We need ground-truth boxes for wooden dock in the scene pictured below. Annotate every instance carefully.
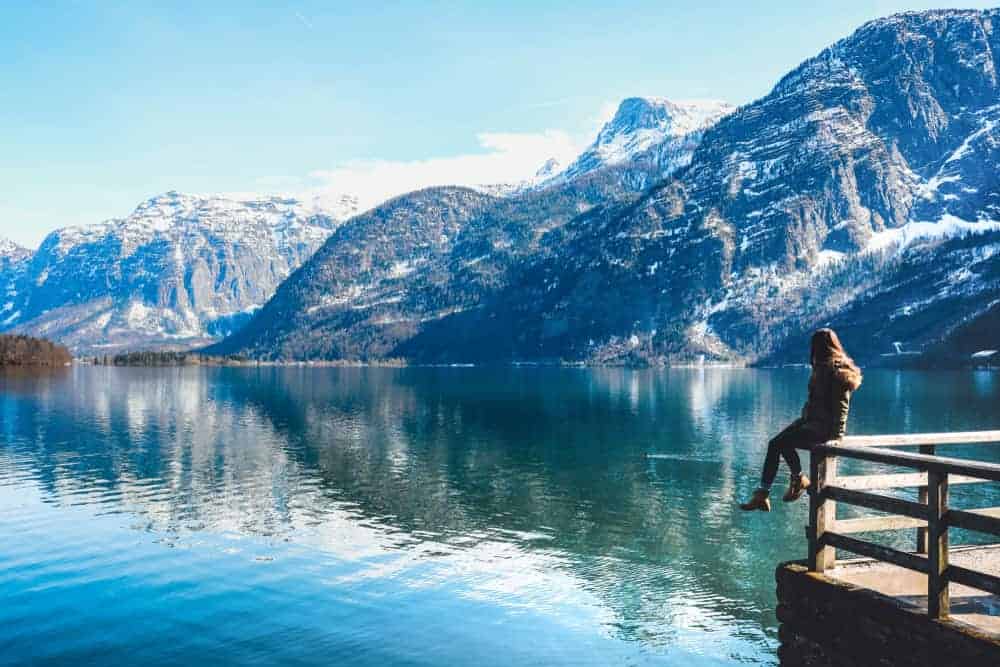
[777,431,1000,666]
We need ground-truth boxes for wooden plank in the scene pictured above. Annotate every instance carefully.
[836,472,984,490]
[824,486,928,520]
[947,507,1000,538]
[917,485,929,554]
[917,444,933,555]
[946,564,1000,597]
[808,452,837,572]
[841,431,1000,448]
[835,514,925,533]
[973,507,1000,517]
[821,531,929,574]
[927,470,949,619]
[812,443,1000,483]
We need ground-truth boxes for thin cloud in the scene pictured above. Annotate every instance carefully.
[304,129,583,211]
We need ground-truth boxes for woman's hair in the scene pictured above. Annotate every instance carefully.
[810,328,862,390]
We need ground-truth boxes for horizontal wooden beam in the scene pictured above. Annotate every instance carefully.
[947,507,1000,538]
[836,514,925,533]
[825,485,928,520]
[841,431,1000,448]
[946,564,1000,597]
[812,444,1000,483]
[821,531,929,574]
[837,472,984,490]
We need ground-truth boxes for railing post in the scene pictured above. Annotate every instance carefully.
[808,444,837,572]
[927,469,949,619]
[916,445,935,554]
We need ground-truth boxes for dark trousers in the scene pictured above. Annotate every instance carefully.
[760,419,826,489]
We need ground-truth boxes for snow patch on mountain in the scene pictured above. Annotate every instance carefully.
[867,215,1000,254]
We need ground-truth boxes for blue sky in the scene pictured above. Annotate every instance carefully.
[2,1,996,247]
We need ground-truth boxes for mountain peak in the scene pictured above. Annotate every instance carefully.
[133,190,198,213]
[531,96,733,189]
[0,238,29,259]
[597,97,734,145]
[534,157,563,179]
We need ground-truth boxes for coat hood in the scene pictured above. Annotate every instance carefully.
[831,360,863,391]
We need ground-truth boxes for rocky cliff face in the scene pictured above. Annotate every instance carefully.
[213,9,1000,364]
[1,192,356,353]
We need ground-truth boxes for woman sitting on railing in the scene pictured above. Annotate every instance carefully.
[740,328,863,512]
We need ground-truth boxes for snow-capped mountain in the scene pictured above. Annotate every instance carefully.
[210,8,1000,365]
[537,97,734,188]
[2,191,357,353]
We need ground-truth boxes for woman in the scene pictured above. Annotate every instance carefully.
[740,328,863,512]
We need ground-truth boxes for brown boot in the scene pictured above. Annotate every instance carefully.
[783,474,811,502]
[739,488,771,512]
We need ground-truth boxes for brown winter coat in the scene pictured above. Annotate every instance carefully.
[800,362,862,439]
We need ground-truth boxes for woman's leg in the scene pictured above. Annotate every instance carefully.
[760,422,806,490]
[781,438,803,479]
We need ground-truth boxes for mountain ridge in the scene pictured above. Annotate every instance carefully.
[1,92,733,356]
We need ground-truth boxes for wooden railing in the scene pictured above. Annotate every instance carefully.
[805,431,1000,619]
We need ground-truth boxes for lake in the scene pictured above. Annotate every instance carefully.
[1,366,998,665]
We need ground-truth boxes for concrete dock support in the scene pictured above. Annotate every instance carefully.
[776,561,1000,666]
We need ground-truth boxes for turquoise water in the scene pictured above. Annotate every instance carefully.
[1,366,998,665]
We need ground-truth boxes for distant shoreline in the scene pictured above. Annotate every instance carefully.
[68,356,998,371]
